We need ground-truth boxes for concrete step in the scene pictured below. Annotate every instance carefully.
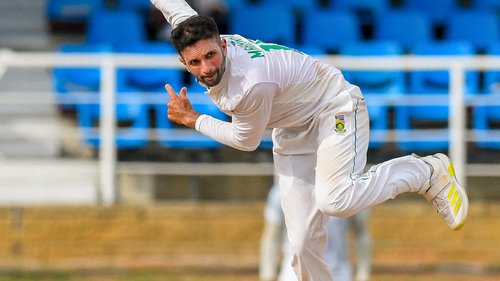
[0,159,98,205]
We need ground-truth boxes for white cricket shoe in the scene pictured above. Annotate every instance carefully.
[417,153,469,230]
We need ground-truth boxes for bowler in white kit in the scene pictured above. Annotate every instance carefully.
[150,1,469,280]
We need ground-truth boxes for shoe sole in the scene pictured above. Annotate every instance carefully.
[435,153,468,231]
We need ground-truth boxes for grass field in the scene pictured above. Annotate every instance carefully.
[0,269,499,281]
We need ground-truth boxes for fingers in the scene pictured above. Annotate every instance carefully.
[165,84,188,100]
[165,84,178,100]
[179,87,188,99]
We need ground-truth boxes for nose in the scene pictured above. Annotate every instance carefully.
[201,59,214,75]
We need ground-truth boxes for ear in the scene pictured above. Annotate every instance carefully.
[179,57,186,66]
[221,38,227,55]
[179,57,190,72]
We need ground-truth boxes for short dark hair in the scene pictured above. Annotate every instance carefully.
[170,15,220,53]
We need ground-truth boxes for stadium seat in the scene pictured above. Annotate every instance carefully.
[53,43,113,109]
[259,0,319,12]
[116,42,183,93]
[339,41,405,149]
[444,11,500,52]
[46,0,105,24]
[76,93,150,149]
[302,10,361,53]
[395,41,478,152]
[402,0,457,26]
[472,0,500,11]
[229,4,296,46]
[373,10,432,51]
[472,44,500,149]
[115,0,153,11]
[330,0,390,26]
[331,0,389,14]
[87,9,146,47]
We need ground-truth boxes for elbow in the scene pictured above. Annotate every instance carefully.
[233,137,260,152]
[236,142,259,152]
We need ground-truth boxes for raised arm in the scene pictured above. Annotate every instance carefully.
[150,0,198,28]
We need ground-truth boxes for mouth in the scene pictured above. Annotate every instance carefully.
[203,73,217,81]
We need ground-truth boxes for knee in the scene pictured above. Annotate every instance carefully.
[317,197,353,218]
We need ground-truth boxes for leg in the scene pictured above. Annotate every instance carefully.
[315,98,432,217]
[350,210,371,281]
[325,216,352,281]
[260,183,285,281]
[315,97,468,230]
[274,152,333,281]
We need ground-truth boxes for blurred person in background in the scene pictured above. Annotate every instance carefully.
[260,182,371,281]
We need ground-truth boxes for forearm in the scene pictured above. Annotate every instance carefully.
[195,115,262,151]
[150,0,198,28]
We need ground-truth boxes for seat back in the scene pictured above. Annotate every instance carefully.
[403,0,456,25]
[445,11,500,52]
[117,42,183,92]
[374,11,432,51]
[229,5,296,46]
[302,10,360,53]
[87,10,146,47]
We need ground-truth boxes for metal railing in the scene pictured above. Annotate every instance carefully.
[1,49,500,205]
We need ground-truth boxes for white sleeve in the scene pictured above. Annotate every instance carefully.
[195,82,278,151]
[150,0,198,28]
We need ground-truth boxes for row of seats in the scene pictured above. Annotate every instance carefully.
[46,0,500,53]
[53,40,500,152]
[232,6,500,53]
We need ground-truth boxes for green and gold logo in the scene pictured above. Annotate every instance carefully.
[335,113,346,133]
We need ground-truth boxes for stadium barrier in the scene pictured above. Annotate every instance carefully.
[1,49,500,205]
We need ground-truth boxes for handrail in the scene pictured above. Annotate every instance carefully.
[1,49,500,205]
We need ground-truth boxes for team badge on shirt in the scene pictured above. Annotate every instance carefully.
[335,113,346,134]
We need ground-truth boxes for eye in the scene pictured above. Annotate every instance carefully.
[189,59,200,66]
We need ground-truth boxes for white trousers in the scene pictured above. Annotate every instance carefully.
[273,91,431,281]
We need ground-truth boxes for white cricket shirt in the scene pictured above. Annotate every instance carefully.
[195,35,361,151]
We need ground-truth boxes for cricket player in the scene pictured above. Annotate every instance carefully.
[260,182,371,281]
[150,0,469,280]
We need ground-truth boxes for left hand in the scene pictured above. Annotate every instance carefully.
[165,84,201,128]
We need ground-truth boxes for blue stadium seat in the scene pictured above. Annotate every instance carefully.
[302,10,361,53]
[229,4,296,45]
[332,0,389,14]
[473,44,500,149]
[55,43,151,149]
[259,0,319,12]
[76,93,150,149]
[339,41,405,149]
[116,42,183,93]
[53,43,112,109]
[395,41,478,152]
[115,0,153,11]
[87,9,146,47]
[472,0,500,11]
[46,0,105,24]
[373,10,432,51]
[402,0,457,26]
[444,11,500,52]
[330,0,390,26]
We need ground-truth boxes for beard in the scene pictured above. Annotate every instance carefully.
[197,54,226,88]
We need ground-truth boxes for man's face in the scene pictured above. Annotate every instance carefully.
[179,37,227,88]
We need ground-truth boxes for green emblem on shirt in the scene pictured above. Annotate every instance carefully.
[225,35,299,59]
